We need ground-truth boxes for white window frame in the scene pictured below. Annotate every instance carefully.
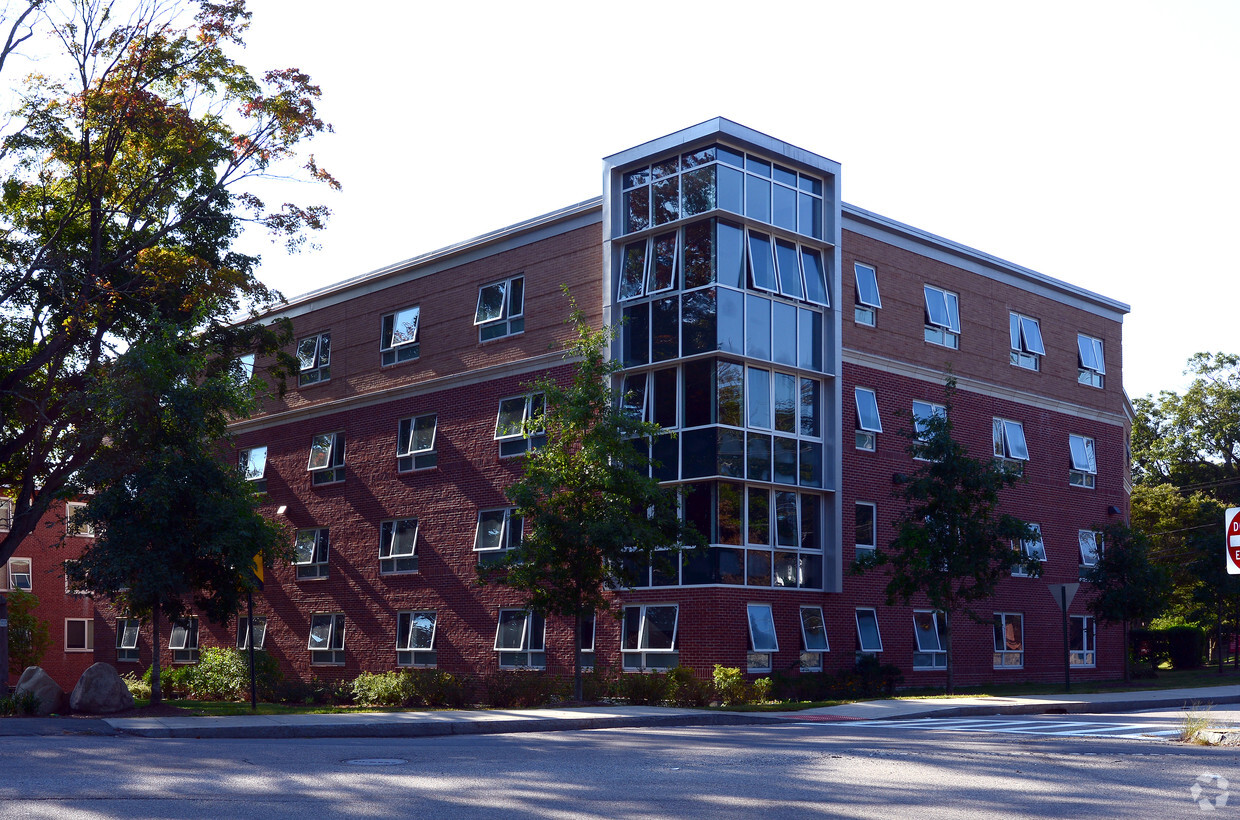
[1009,312,1045,370]
[116,617,140,662]
[923,284,960,348]
[475,275,525,341]
[65,618,94,653]
[493,609,545,669]
[237,615,268,650]
[1013,523,1046,576]
[308,612,346,665]
[855,608,883,653]
[912,610,947,670]
[621,604,680,671]
[912,401,946,455]
[494,394,545,457]
[993,612,1024,668]
[1079,529,1103,567]
[1077,334,1105,388]
[168,617,199,663]
[474,508,522,564]
[294,528,329,580]
[381,305,421,366]
[7,558,31,591]
[855,502,877,557]
[239,445,268,492]
[578,612,597,671]
[66,502,93,537]
[854,387,882,451]
[296,331,331,386]
[1069,434,1097,488]
[379,518,419,575]
[799,605,829,672]
[0,497,11,530]
[397,610,437,667]
[1070,615,1096,667]
[853,262,881,326]
[397,414,438,471]
[746,603,779,673]
[993,417,1030,471]
[307,432,345,484]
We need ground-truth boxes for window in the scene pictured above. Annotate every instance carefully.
[475,275,525,341]
[1079,530,1103,567]
[237,616,267,651]
[66,502,93,537]
[65,619,94,652]
[238,445,268,493]
[618,232,680,301]
[379,518,419,574]
[0,497,10,530]
[1009,312,1045,370]
[912,401,946,456]
[308,613,346,665]
[494,609,545,669]
[578,613,596,670]
[853,263,881,326]
[293,528,329,580]
[116,618,140,662]
[296,331,331,386]
[746,603,778,673]
[923,285,960,348]
[1069,434,1097,488]
[799,605,829,672]
[993,418,1029,473]
[381,305,421,365]
[993,613,1024,668]
[397,414,437,471]
[168,617,199,663]
[621,604,679,671]
[494,394,545,457]
[1070,615,1096,667]
[854,388,882,450]
[7,558,31,591]
[855,608,882,653]
[1013,523,1046,576]
[474,508,522,564]
[855,503,876,557]
[397,610,437,667]
[307,432,345,484]
[1077,334,1105,388]
[913,611,947,669]
[64,559,89,596]
[237,353,255,381]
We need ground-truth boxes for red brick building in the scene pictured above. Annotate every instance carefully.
[26,119,1129,690]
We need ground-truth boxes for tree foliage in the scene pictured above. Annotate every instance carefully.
[858,379,1039,693]
[65,318,289,702]
[7,587,51,675]
[1082,522,1171,681]
[483,298,703,699]
[0,0,335,565]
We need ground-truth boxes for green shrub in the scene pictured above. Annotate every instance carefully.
[666,666,712,707]
[712,665,751,706]
[0,696,14,716]
[122,672,152,700]
[480,671,565,708]
[352,671,412,707]
[580,666,618,702]
[618,670,669,705]
[12,690,40,715]
[752,677,773,703]
[407,669,473,708]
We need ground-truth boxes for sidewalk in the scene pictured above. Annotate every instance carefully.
[7,684,1240,739]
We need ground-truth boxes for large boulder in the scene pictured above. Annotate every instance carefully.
[14,666,65,716]
[70,662,135,714]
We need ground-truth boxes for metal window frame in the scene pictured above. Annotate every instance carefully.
[799,605,829,652]
[853,262,882,309]
[854,387,882,433]
[855,608,883,653]
[380,518,419,559]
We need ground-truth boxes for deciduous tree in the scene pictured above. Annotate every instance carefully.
[1083,522,1170,682]
[7,587,50,675]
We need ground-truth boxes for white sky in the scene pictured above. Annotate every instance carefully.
[234,1,1234,400]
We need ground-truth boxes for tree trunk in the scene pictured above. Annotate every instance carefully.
[150,601,162,705]
[1121,617,1130,684]
[573,612,583,702]
[943,611,954,696]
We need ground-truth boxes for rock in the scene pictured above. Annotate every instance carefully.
[14,667,65,716]
[70,662,135,714]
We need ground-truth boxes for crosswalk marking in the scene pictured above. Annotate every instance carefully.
[833,717,1179,739]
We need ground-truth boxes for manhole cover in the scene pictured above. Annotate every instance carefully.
[344,758,407,766]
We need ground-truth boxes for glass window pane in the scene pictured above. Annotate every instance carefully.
[772,302,797,367]
[924,286,948,327]
[746,175,771,222]
[475,283,506,324]
[799,441,822,488]
[1004,421,1029,460]
[308,434,333,470]
[802,249,828,305]
[682,165,716,217]
[1009,313,1021,350]
[748,604,779,652]
[717,361,743,427]
[683,359,715,428]
[622,373,648,421]
[651,297,679,362]
[718,481,743,545]
[619,241,647,300]
[495,398,526,438]
[856,610,881,651]
[243,446,267,481]
[854,263,880,308]
[801,607,829,651]
[798,308,822,371]
[747,233,777,291]
[716,220,745,288]
[622,607,642,650]
[1069,435,1090,471]
[683,219,715,289]
[622,303,649,367]
[775,491,797,547]
[643,606,678,650]
[798,192,822,239]
[773,183,797,231]
[773,437,798,485]
[653,367,677,428]
[308,615,332,650]
[800,379,820,437]
[390,306,420,346]
[745,295,771,360]
[856,504,875,548]
[718,286,744,355]
[1092,338,1106,374]
[625,186,650,233]
[1020,316,1046,355]
[914,611,943,652]
[475,510,506,550]
[495,610,528,650]
[747,368,771,429]
[717,164,744,214]
[413,415,436,452]
[944,291,960,332]
[391,519,418,557]
[410,612,436,650]
[681,289,717,357]
[800,493,820,550]
[297,336,319,370]
[855,388,881,433]
[718,428,744,478]
[774,373,797,433]
[747,433,772,482]
[775,239,802,299]
[650,232,678,292]
[652,177,679,225]
[747,487,770,545]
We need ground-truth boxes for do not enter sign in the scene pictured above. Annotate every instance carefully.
[1228,508,1240,575]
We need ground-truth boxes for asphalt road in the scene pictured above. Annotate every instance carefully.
[2,717,1238,819]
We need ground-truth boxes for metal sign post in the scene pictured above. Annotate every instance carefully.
[1048,583,1080,693]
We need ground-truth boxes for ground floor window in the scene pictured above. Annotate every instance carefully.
[237,616,267,651]
[993,612,1024,668]
[308,613,346,665]
[397,610,437,667]
[799,606,828,671]
[578,613,596,671]
[169,617,199,663]
[855,608,882,654]
[913,610,947,670]
[116,618,140,662]
[65,618,93,652]
[1070,615,1096,667]
[746,603,778,673]
[494,609,545,669]
[622,604,679,671]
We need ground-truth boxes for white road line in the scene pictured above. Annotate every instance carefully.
[838,717,1177,739]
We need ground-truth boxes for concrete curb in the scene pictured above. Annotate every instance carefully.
[106,711,776,739]
[886,693,1240,721]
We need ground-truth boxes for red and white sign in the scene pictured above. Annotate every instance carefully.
[1228,508,1240,575]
